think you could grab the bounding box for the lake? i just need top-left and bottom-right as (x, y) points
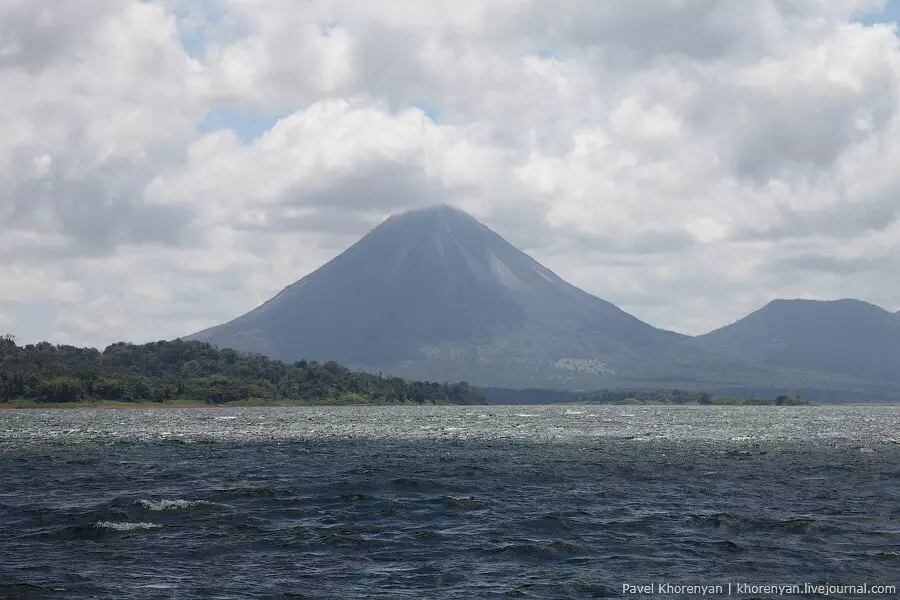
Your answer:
(0, 405), (897, 599)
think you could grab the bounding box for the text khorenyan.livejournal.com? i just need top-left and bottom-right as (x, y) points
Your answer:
(623, 583), (897, 596)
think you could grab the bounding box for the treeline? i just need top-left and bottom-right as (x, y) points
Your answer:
(580, 389), (714, 405)
(0, 336), (486, 405)
(579, 388), (808, 405)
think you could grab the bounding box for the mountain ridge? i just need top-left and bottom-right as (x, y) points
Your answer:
(695, 297), (900, 384)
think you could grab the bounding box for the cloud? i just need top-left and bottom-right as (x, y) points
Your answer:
(0, 1), (123, 71)
(0, 266), (82, 304)
(0, 1), (206, 258)
(780, 254), (895, 275)
(2, 0), (900, 348)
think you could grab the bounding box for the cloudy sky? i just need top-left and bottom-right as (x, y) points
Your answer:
(3, 0), (900, 347)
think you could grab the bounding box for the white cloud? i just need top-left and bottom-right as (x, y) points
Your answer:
(0, 266), (82, 303)
(2, 0), (900, 348)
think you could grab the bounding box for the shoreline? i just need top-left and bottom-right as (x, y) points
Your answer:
(0, 402), (219, 410)
(0, 400), (478, 409)
(5, 402), (893, 410)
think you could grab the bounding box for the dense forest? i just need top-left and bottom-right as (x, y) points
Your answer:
(0, 335), (486, 406)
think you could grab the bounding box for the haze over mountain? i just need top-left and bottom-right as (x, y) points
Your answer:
(189, 206), (900, 401)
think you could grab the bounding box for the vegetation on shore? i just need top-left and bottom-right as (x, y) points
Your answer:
(0, 336), (486, 406)
(577, 388), (809, 406)
(0, 398), (212, 409)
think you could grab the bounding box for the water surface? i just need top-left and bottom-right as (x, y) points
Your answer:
(1, 406), (897, 598)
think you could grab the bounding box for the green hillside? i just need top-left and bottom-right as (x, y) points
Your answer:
(0, 336), (486, 406)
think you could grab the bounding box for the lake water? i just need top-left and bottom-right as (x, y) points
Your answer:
(0, 405), (897, 599)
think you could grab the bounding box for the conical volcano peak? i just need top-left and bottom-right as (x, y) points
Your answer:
(392, 203), (473, 219)
(354, 204), (536, 293)
(381, 204), (484, 233)
(360, 204), (504, 268)
(186, 204), (680, 383)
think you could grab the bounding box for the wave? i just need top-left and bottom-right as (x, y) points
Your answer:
(688, 513), (827, 535)
(136, 498), (214, 511)
(486, 542), (556, 560)
(94, 521), (161, 531)
(440, 495), (489, 510)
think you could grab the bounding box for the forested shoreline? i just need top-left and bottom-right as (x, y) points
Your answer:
(0, 336), (486, 406)
(577, 389), (809, 406)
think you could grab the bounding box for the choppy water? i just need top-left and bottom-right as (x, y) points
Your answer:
(1, 405), (897, 599)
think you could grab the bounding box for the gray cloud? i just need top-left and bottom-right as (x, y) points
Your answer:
(779, 254), (896, 275)
(700, 80), (896, 182)
(734, 196), (900, 242)
(4, 157), (198, 258)
(226, 160), (473, 236)
(494, 0), (760, 65)
(286, 160), (464, 212)
(0, 1), (120, 71)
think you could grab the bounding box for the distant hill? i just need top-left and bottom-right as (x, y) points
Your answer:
(0, 337), (486, 406)
(695, 299), (900, 383)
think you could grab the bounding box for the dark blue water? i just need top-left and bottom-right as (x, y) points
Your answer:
(1, 406), (897, 599)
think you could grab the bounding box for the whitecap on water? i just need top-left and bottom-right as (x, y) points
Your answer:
(137, 499), (212, 511)
(94, 521), (161, 531)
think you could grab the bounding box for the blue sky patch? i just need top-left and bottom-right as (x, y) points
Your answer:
(199, 108), (284, 143)
(413, 100), (442, 123)
(536, 49), (564, 61)
(319, 21), (343, 36)
(857, 0), (900, 26)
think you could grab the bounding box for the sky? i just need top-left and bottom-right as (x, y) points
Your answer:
(3, 0), (900, 348)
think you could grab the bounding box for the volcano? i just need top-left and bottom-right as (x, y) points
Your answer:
(187, 205), (685, 387)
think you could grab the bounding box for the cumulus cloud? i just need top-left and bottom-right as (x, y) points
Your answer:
(2, 0), (900, 347)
